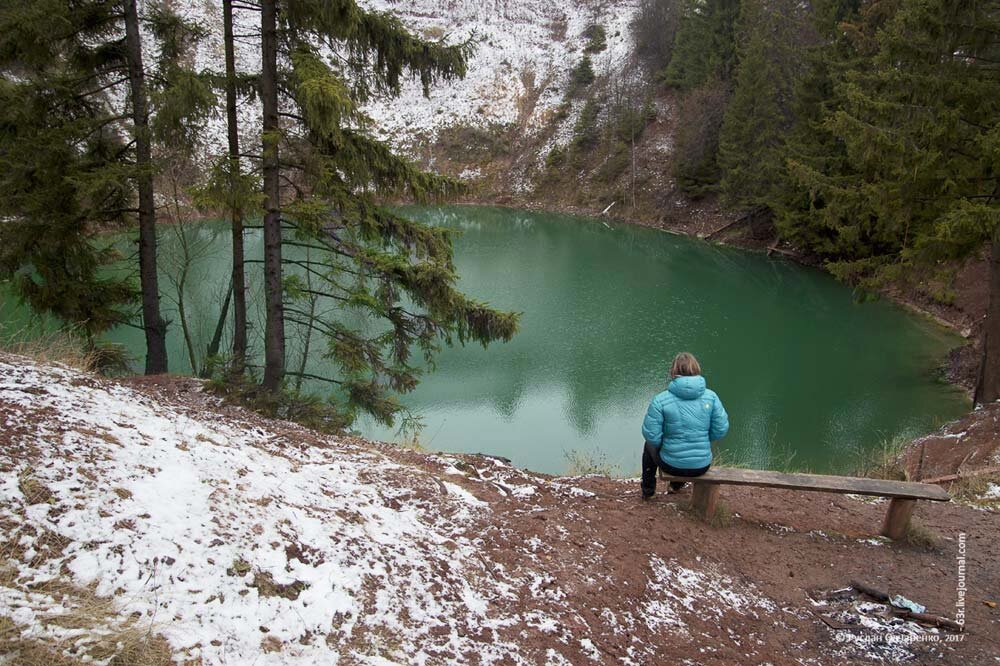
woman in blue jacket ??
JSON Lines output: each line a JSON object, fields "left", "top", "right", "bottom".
{"left": 641, "top": 352, "right": 729, "bottom": 498}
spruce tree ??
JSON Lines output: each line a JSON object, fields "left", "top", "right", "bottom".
{"left": 718, "top": 0, "right": 808, "bottom": 209}
{"left": 0, "top": 0, "right": 134, "bottom": 342}
{"left": 223, "top": 0, "right": 249, "bottom": 372}
{"left": 251, "top": 0, "right": 519, "bottom": 424}
{"left": 769, "top": 0, "right": 864, "bottom": 255}
{"left": 0, "top": 0, "right": 212, "bottom": 372}
{"left": 774, "top": 0, "right": 1000, "bottom": 401}
{"left": 124, "top": 0, "right": 167, "bottom": 374}
{"left": 662, "top": 0, "right": 739, "bottom": 90}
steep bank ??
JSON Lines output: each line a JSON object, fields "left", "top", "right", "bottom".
{"left": 1, "top": 357, "right": 997, "bottom": 664}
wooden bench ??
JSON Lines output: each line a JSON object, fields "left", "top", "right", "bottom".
{"left": 659, "top": 467, "right": 951, "bottom": 539}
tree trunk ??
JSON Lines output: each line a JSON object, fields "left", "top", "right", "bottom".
{"left": 124, "top": 0, "right": 168, "bottom": 374}
{"left": 204, "top": 281, "right": 233, "bottom": 377}
{"left": 975, "top": 224, "right": 1000, "bottom": 404}
{"left": 223, "top": 0, "right": 248, "bottom": 372}
{"left": 260, "top": 0, "right": 285, "bottom": 391}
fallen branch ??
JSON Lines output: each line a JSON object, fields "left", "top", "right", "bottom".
{"left": 920, "top": 465, "right": 1000, "bottom": 485}
{"left": 703, "top": 217, "right": 743, "bottom": 240}
{"left": 851, "top": 580, "right": 964, "bottom": 632}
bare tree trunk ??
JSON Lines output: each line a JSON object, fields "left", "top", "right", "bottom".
{"left": 124, "top": 0, "right": 168, "bottom": 374}
{"left": 294, "top": 247, "right": 317, "bottom": 392}
{"left": 260, "top": 0, "right": 285, "bottom": 392}
{"left": 205, "top": 281, "right": 233, "bottom": 375}
{"left": 975, "top": 225, "right": 1000, "bottom": 404}
{"left": 223, "top": 0, "right": 248, "bottom": 372}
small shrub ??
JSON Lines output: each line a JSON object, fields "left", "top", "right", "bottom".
{"left": 435, "top": 123, "right": 513, "bottom": 162}
{"left": 905, "top": 521, "right": 939, "bottom": 551}
{"left": 207, "top": 373, "right": 352, "bottom": 435}
{"left": 567, "top": 57, "right": 596, "bottom": 97}
{"left": 582, "top": 24, "right": 607, "bottom": 54}
{"left": 570, "top": 98, "right": 602, "bottom": 153}
{"left": 633, "top": 0, "right": 680, "bottom": 70}
{"left": 545, "top": 146, "right": 567, "bottom": 169}
{"left": 554, "top": 102, "right": 571, "bottom": 123}
{"left": 672, "top": 80, "right": 729, "bottom": 197}
{"left": 594, "top": 144, "right": 631, "bottom": 184}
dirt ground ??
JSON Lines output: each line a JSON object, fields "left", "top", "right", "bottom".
{"left": 121, "top": 375, "right": 1000, "bottom": 665}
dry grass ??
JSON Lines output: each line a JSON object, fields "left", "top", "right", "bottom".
{"left": 0, "top": 323, "right": 130, "bottom": 375}
{"left": 17, "top": 468, "right": 55, "bottom": 505}
{"left": 1, "top": 514, "right": 174, "bottom": 665}
{"left": 679, "top": 497, "right": 733, "bottom": 528}
{"left": 564, "top": 448, "right": 623, "bottom": 477}
{"left": 904, "top": 521, "right": 940, "bottom": 552}
{"left": 854, "top": 434, "right": 911, "bottom": 481}
{"left": 950, "top": 472, "right": 1000, "bottom": 508}
{"left": 251, "top": 570, "right": 309, "bottom": 601}
{"left": 0, "top": 324, "right": 98, "bottom": 373}
{"left": 708, "top": 501, "right": 734, "bottom": 528}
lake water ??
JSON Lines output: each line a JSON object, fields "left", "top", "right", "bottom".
{"left": 1, "top": 205, "right": 969, "bottom": 475}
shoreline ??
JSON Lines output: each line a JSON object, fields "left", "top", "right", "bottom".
{"left": 443, "top": 196, "right": 981, "bottom": 392}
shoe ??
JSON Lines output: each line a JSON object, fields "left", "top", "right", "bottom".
{"left": 667, "top": 482, "right": 688, "bottom": 494}
{"left": 641, "top": 489, "right": 654, "bottom": 501}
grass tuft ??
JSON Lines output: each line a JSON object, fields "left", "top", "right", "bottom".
{"left": 854, "top": 434, "right": 911, "bottom": 481}
{"left": 564, "top": 448, "right": 622, "bottom": 477}
{"left": 708, "top": 501, "right": 733, "bottom": 528}
{"left": 17, "top": 468, "right": 54, "bottom": 505}
{"left": 904, "top": 521, "right": 939, "bottom": 551}
{"left": 0, "top": 322, "right": 130, "bottom": 375}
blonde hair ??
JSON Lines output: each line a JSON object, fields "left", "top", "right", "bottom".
{"left": 670, "top": 352, "right": 701, "bottom": 379}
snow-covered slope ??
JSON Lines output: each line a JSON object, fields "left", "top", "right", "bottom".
{"left": 0, "top": 357, "right": 789, "bottom": 664}
{"left": 179, "top": 0, "right": 640, "bottom": 160}
{"left": 0, "top": 359, "right": 515, "bottom": 663}
{"left": 359, "top": 0, "right": 640, "bottom": 151}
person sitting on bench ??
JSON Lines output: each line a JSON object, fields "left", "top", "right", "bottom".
{"left": 641, "top": 352, "right": 729, "bottom": 499}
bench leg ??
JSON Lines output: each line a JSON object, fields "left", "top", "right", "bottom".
{"left": 691, "top": 482, "right": 720, "bottom": 521}
{"left": 881, "top": 498, "right": 916, "bottom": 540}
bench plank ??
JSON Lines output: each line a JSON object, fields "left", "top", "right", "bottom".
{"left": 658, "top": 467, "right": 950, "bottom": 502}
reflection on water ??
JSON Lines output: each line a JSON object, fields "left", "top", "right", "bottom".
{"left": 356, "top": 206, "right": 968, "bottom": 475}
{"left": 2, "top": 205, "right": 968, "bottom": 475}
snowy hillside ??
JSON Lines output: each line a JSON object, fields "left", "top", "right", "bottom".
{"left": 358, "top": 0, "right": 640, "bottom": 151}
{"left": 178, "top": 0, "right": 639, "bottom": 159}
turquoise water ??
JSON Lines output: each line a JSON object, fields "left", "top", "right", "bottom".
{"left": 1, "top": 205, "right": 969, "bottom": 475}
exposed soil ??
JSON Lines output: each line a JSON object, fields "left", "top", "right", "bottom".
{"left": 120, "top": 373, "right": 1000, "bottom": 665}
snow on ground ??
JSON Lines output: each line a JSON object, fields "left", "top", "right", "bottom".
{"left": 0, "top": 358, "right": 519, "bottom": 664}
{"left": 0, "top": 357, "right": 787, "bottom": 664}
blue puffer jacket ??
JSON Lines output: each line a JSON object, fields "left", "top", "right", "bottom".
{"left": 641, "top": 375, "right": 729, "bottom": 469}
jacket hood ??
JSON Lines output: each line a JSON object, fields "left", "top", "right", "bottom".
{"left": 668, "top": 375, "right": 707, "bottom": 400}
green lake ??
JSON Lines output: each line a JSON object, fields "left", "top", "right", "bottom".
{"left": 1, "top": 205, "right": 970, "bottom": 475}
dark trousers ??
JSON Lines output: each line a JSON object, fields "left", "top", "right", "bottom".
{"left": 641, "top": 441, "right": 710, "bottom": 496}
